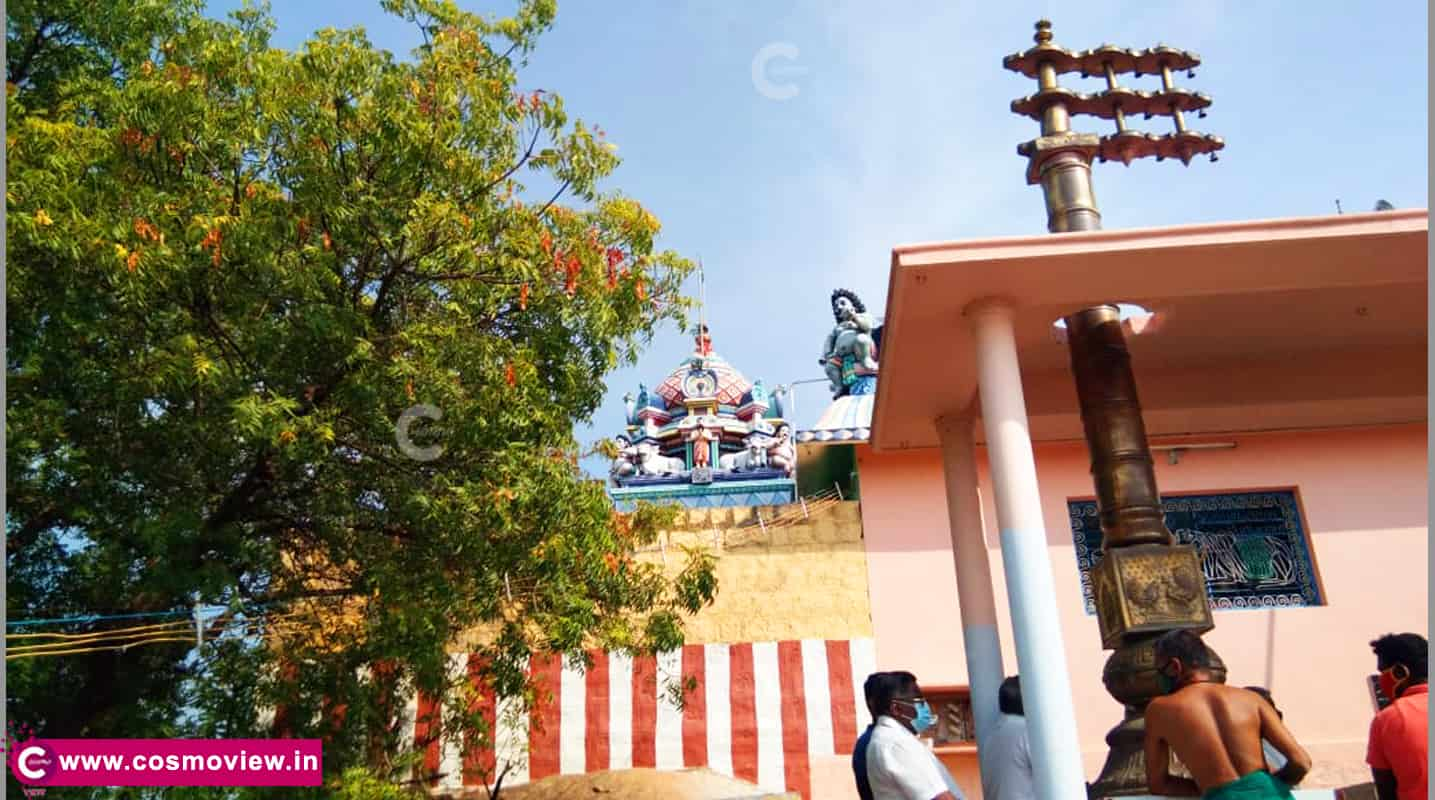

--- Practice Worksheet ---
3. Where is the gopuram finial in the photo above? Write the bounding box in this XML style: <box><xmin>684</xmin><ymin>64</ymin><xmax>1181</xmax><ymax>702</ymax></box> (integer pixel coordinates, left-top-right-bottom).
<box><xmin>1034</xmin><ymin>19</ymin><xmax>1053</xmax><ymax>45</ymax></box>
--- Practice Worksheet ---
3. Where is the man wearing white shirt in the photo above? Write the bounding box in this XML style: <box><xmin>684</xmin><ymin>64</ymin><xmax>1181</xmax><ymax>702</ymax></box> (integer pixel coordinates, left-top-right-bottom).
<box><xmin>864</xmin><ymin>671</ymin><xmax>965</xmax><ymax>800</ymax></box>
<box><xmin>982</xmin><ymin>676</ymin><xmax>1035</xmax><ymax>800</ymax></box>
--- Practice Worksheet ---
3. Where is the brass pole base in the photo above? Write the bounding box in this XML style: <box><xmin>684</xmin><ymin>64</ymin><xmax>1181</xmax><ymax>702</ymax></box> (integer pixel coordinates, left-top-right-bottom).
<box><xmin>1087</xmin><ymin>706</ymin><xmax>1204</xmax><ymax>799</ymax></box>
<box><xmin>1087</xmin><ymin>705</ymin><xmax>1150</xmax><ymax>799</ymax></box>
<box><xmin>1087</xmin><ymin>635</ymin><xmax>1228</xmax><ymax>798</ymax></box>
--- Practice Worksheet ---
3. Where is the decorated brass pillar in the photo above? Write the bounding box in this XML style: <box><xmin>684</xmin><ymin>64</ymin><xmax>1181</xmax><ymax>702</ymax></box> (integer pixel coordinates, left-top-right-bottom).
<box><xmin>1003</xmin><ymin>21</ymin><xmax>1224</xmax><ymax>798</ymax></box>
<box><xmin>1066</xmin><ymin>307</ymin><xmax>1216</xmax><ymax>798</ymax></box>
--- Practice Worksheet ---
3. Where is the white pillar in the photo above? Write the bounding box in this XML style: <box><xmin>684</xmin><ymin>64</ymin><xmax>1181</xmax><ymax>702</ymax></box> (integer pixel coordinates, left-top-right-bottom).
<box><xmin>967</xmin><ymin>298</ymin><xmax>1087</xmax><ymax>800</ymax></box>
<box><xmin>936</xmin><ymin>409</ymin><xmax>1006</xmax><ymax>781</ymax></box>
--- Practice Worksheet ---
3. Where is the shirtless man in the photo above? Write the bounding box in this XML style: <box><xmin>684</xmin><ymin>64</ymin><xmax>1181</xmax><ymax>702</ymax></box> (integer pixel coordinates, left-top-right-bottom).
<box><xmin>1145</xmin><ymin>630</ymin><xmax>1312</xmax><ymax>799</ymax></box>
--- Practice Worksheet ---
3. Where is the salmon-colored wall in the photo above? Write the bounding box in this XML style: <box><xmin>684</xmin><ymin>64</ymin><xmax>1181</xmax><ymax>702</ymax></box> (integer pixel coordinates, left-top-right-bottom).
<box><xmin>857</xmin><ymin>423</ymin><xmax>1428</xmax><ymax>789</ymax></box>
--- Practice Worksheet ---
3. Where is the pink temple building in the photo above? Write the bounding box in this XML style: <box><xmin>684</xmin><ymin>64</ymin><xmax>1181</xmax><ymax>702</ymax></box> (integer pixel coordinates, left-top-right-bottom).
<box><xmin>856</xmin><ymin>208</ymin><xmax>1428</xmax><ymax>797</ymax></box>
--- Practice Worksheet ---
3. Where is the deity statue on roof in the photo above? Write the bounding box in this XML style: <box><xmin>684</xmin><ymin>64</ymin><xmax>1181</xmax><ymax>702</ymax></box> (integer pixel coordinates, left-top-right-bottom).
<box><xmin>820</xmin><ymin>288</ymin><xmax>880</xmax><ymax>398</ymax></box>
<box><xmin>767</xmin><ymin>424</ymin><xmax>796</xmax><ymax>475</ymax></box>
<box><xmin>609</xmin><ymin>435</ymin><xmax>639</xmax><ymax>481</ymax></box>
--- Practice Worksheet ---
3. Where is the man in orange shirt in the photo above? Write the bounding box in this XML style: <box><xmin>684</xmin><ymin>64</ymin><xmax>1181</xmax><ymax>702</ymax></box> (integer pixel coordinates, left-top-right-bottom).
<box><xmin>1367</xmin><ymin>633</ymin><xmax>1428</xmax><ymax>800</ymax></box>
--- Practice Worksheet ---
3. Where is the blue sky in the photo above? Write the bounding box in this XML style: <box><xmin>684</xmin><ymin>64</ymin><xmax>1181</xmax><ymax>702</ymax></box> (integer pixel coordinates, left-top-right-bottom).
<box><xmin>208</xmin><ymin>0</ymin><xmax>1428</xmax><ymax>468</ymax></box>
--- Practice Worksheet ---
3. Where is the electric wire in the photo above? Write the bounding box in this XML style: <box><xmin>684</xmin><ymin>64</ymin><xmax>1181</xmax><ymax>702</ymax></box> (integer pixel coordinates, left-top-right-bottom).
<box><xmin>6</xmin><ymin>608</ymin><xmax>201</xmax><ymax>628</ymax></box>
<box><xmin>4</xmin><ymin>609</ymin><xmax>342</xmax><ymax>660</ymax></box>
<box><xmin>7</xmin><ymin>618</ymin><xmax>198</xmax><ymax>641</ymax></box>
<box><xmin>6</xmin><ymin>636</ymin><xmax>203</xmax><ymax>660</ymax></box>
<box><xmin>4</xmin><ymin>616</ymin><xmax>337</xmax><ymax>660</ymax></box>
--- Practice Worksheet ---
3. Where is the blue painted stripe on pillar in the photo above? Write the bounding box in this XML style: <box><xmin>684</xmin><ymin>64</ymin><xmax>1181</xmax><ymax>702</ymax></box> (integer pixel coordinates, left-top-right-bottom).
<box><xmin>961</xmin><ymin>624</ymin><xmax>1004</xmax><ymax>739</ymax></box>
<box><xmin>961</xmin><ymin>622</ymin><xmax>1004</xmax><ymax>782</ymax></box>
<box><xmin>997</xmin><ymin>527</ymin><xmax>1088</xmax><ymax>800</ymax></box>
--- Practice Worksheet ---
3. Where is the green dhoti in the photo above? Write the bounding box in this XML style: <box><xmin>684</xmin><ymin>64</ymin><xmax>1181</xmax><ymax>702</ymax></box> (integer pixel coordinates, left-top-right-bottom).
<box><xmin>1202</xmin><ymin>771</ymin><xmax>1295</xmax><ymax>800</ymax></box>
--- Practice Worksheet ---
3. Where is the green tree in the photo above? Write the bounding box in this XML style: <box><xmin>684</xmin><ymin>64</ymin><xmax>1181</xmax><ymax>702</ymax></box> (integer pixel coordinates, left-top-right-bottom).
<box><xmin>6</xmin><ymin>0</ymin><xmax>716</xmax><ymax>793</ymax></box>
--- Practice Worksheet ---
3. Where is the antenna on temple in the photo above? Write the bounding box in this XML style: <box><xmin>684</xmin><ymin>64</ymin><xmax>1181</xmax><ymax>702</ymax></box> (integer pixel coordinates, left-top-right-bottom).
<box><xmin>695</xmin><ymin>258</ymin><xmax>712</xmax><ymax>356</ymax></box>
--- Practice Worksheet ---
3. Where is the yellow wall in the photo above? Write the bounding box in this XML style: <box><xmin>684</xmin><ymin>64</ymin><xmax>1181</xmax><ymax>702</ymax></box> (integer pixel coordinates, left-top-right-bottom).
<box><xmin>635</xmin><ymin>500</ymin><xmax>874</xmax><ymax>644</ymax></box>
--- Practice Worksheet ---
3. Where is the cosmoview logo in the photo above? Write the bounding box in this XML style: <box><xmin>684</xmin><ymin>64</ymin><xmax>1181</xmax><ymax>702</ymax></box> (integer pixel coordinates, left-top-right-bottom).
<box><xmin>395</xmin><ymin>404</ymin><xmax>444</xmax><ymax>461</ymax></box>
<box><xmin>15</xmin><ymin>743</ymin><xmax>56</xmax><ymax>782</ymax></box>
<box><xmin>6</xmin><ymin>738</ymin><xmax>322</xmax><ymax>788</ymax></box>
<box><xmin>751</xmin><ymin>42</ymin><xmax>807</xmax><ymax>100</ymax></box>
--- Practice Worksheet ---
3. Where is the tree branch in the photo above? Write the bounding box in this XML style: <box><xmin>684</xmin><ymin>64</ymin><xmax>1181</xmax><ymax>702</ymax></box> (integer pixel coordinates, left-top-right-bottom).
<box><xmin>536</xmin><ymin>179</ymin><xmax>571</xmax><ymax>218</ymax></box>
<box><xmin>472</xmin><ymin>122</ymin><xmax>542</xmax><ymax>203</ymax></box>
<box><xmin>9</xmin><ymin>19</ymin><xmax>55</xmax><ymax>87</ymax></box>
<box><xmin>203</xmin><ymin>452</ymin><xmax>275</xmax><ymax>535</ymax></box>
<box><xmin>8</xmin><ymin>503</ymin><xmax>72</xmax><ymax>555</ymax></box>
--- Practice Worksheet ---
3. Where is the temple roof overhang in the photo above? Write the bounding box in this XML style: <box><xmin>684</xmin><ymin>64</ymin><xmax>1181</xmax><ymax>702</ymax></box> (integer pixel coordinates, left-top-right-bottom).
<box><xmin>873</xmin><ymin>209</ymin><xmax>1428</xmax><ymax>451</ymax></box>
<box><xmin>796</xmin><ymin>389</ymin><xmax>874</xmax><ymax>445</ymax></box>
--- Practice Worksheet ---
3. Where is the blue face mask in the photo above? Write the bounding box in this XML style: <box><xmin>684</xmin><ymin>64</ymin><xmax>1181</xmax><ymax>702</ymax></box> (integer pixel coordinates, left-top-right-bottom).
<box><xmin>912</xmin><ymin>700</ymin><xmax>936</xmax><ymax>734</ymax></box>
<box><xmin>898</xmin><ymin>699</ymin><xmax>936</xmax><ymax>734</ymax></box>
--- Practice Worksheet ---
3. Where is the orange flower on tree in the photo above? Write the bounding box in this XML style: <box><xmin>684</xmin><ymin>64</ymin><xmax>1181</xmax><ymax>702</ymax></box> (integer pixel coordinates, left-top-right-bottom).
<box><xmin>565</xmin><ymin>254</ymin><xmax>581</xmax><ymax>296</ymax></box>
<box><xmin>201</xmin><ymin>225</ymin><xmax>223</xmax><ymax>266</ymax></box>
<box><xmin>603</xmin><ymin>552</ymin><xmax>620</xmax><ymax>574</ymax></box>
<box><xmin>605</xmin><ymin>248</ymin><xmax>623</xmax><ymax>290</ymax></box>
<box><xmin>505</xmin><ymin>362</ymin><xmax>516</xmax><ymax>387</ymax></box>
<box><xmin>611</xmin><ymin>512</ymin><xmax>633</xmax><ymax>540</ymax></box>
<box><xmin>519</xmin><ymin>283</ymin><xmax>530</xmax><ymax>310</ymax></box>
<box><xmin>126</xmin><ymin>249</ymin><xmax>141</xmax><ymax>272</ymax></box>
<box><xmin>540</xmin><ymin>231</ymin><xmax>552</xmax><ymax>255</ymax></box>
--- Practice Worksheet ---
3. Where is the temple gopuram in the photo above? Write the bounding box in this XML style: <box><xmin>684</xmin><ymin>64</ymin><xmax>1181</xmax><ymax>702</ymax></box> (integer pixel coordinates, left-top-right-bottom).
<box><xmin>606</xmin><ymin>325</ymin><xmax>797</xmax><ymax>510</ymax></box>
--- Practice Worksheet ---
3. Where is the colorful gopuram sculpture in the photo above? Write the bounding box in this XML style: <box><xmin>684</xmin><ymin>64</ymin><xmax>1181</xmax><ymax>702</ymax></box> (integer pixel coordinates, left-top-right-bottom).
<box><xmin>607</xmin><ymin>326</ymin><xmax>797</xmax><ymax>511</ymax></box>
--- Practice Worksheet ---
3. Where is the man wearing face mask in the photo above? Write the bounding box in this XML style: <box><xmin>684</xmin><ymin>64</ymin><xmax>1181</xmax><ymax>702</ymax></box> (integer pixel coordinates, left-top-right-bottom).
<box><xmin>1144</xmin><ymin>630</ymin><xmax>1311</xmax><ymax>800</ymax></box>
<box><xmin>1366</xmin><ymin>633</ymin><xmax>1428</xmax><ymax>800</ymax></box>
<box><xmin>852</xmin><ymin>672</ymin><xmax>883</xmax><ymax>800</ymax></box>
<box><xmin>864</xmin><ymin>671</ymin><xmax>964</xmax><ymax>800</ymax></box>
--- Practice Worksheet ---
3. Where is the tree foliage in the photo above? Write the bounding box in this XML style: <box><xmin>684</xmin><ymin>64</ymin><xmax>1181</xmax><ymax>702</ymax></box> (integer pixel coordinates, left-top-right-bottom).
<box><xmin>7</xmin><ymin>0</ymin><xmax>715</xmax><ymax>791</ymax></box>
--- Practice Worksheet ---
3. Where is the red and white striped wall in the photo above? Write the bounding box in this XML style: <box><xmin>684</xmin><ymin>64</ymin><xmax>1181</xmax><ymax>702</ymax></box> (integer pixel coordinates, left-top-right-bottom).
<box><xmin>393</xmin><ymin>638</ymin><xmax>876</xmax><ymax>799</ymax></box>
